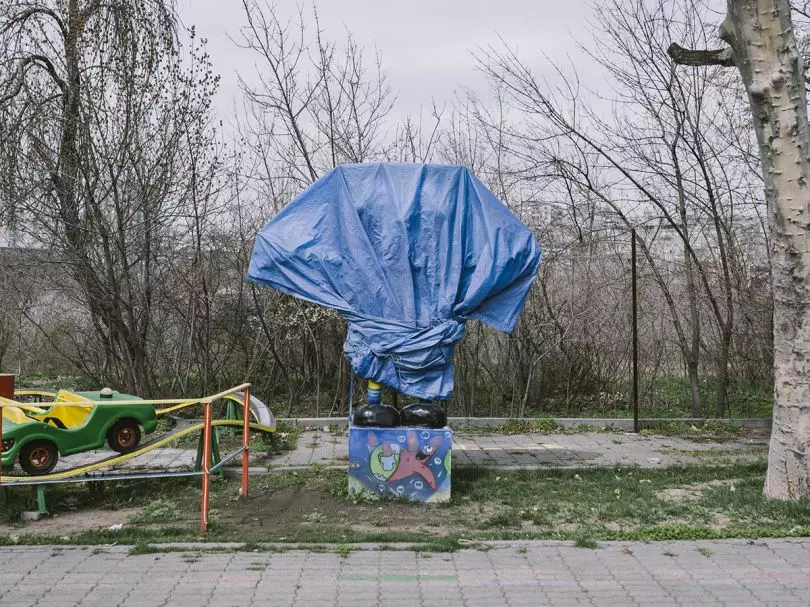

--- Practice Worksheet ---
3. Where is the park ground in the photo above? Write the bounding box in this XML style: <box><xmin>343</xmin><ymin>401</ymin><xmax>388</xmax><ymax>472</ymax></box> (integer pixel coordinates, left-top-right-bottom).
<box><xmin>2</xmin><ymin>425</ymin><xmax>810</xmax><ymax>606</ymax></box>
<box><xmin>0</xmin><ymin>425</ymin><xmax>802</xmax><ymax>547</ymax></box>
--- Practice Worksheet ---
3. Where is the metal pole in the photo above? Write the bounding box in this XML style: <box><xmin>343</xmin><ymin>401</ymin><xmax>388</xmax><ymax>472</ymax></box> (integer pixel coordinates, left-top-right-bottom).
<box><xmin>200</xmin><ymin>401</ymin><xmax>212</xmax><ymax>532</ymax></box>
<box><xmin>241</xmin><ymin>387</ymin><xmax>250</xmax><ymax>499</ymax></box>
<box><xmin>348</xmin><ymin>372</ymin><xmax>354</xmax><ymax>421</ymax></box>
<box><xmin>631</xmin><ymin>229</ymin><xmax>640</xmax><ymax>433</ymax></box>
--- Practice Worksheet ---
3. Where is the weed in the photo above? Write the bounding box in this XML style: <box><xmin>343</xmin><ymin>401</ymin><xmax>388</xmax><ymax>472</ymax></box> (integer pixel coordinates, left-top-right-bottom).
<box><xmin>483</xmin><ymin>510</ymin><xmax>522</xmax><ymax>529</ymax></box>
<box><xmin>128</xmin><ymin>542</ymin><xmax>154</xmax><ymax>556</ymax></box>
<box><xmin>303</xmin><ymin>510</ymin><xmax>326</xmax><ymax>524</ymax></box>
<box><xmin>574</xmin><ymin>537</ymin><xmax>599</xmax><ymax>549</ymax></box>
<box><xmin>128</xmin><ymin>499</ymin><xmax>178</xmax><ymax>524</ymax></box>
<box><xmin>266</xmin><ymin>421</ymin><xmax>302</xmax><ymax>453</ymax></box>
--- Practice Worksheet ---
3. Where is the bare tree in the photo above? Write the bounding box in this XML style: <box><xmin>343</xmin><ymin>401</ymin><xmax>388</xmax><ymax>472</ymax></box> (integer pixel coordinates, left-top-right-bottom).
<box><xmin>475</xmin><ymin>0</ymin><xmax>763</xmax><ymax>417</ymax></box>
<box><xmin>0</xmin><ymin>2</ymin><xmax>222</xmax><ymax>394</ymax></box>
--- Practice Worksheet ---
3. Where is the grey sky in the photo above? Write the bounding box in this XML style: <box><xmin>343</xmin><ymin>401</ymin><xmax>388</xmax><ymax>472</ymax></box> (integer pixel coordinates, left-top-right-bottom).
<box><xmin>177</xmin><ymin>0</ymin><xmax>598</xmax><ymax>127</ymax></box>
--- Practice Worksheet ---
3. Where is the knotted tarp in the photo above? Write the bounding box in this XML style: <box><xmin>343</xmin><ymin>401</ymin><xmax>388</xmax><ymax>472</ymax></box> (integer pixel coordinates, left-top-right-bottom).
<box><xmin>247</xmin><ymin>163</ymin><xmax>541</xmax><ymax>400</ymax></box>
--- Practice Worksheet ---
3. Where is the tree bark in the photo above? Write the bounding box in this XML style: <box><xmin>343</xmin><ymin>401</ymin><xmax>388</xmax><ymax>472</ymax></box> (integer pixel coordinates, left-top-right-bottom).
<box><xmin>725</xmin><ymin>0</ymin><xmax>810</xmax><ymax>499</ymax></box>
<box><xmin>672</xmin><ymin>0</ymin><xmax>810</xmax><ymax>499</ymax></box>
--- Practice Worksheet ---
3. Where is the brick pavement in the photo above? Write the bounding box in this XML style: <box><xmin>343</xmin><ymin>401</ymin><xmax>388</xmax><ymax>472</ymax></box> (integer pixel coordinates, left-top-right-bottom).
<box><xmin>267</xmin><ymin>429</ymin><xmax>768</xmax><ymax>470</ymax></box>
<box><xmin>28</xmin><ymin>428</ymin><xmax>768</xmax><ymax>477</ymax></box>
<box><xmin>1</xmin><ymin>539</ymin><xmax>808</xmax><ymax>606</ymax></box>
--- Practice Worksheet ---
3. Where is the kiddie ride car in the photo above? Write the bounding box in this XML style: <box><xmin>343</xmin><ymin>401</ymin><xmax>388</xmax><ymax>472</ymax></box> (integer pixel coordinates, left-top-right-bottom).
<box><xmin>1</xmin><ymin>388</ymin><xmax>157</xmax><ymax>475</ymax></box>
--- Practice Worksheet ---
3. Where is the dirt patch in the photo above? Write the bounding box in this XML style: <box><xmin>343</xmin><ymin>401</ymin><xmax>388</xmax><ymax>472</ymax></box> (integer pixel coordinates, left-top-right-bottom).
<box><xmin>656</xmin><ymin>479</ymin><xmax>739</xmax><ymax>503</ymax></box>
<box><xmin>215</xmin><ymin>485</ymin><xmax>464</xmax><ymax>538</ymax></box>
<box><xmin>0</xmin><ymin>507</ymin><xmax>141</xmax><ymax>537</ymax></box>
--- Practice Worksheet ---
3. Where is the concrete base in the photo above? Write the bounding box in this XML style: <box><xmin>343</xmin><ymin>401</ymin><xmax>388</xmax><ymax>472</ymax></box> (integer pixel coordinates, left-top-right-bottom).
<box><xmin>21</xmin><ymin>511</ymin><xmax>46</xmax><ymax>522</ymax></box>
<box><xmin>348</xmin><ymin>425</ymin><xmax>452</xmax><ymax>502</ymax></box>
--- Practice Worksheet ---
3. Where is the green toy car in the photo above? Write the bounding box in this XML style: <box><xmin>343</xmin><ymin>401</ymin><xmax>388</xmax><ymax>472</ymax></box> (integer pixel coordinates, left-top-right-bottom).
<box><xmin>1</xmin><ymin>389</ymin><xmax>158</xmax><ymax>475</ymax></box>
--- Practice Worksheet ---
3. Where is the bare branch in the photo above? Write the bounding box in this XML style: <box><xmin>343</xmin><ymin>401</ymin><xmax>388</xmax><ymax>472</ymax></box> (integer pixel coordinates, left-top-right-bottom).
<box><xmin>668</xmin><ymin>43</ymin><xmax>736</xmax><ymax>67</ymax></box>
<box><xmin>0</xmin><ymin>53</ymin><xmax>66</xmax><ymax>104</ymax></box>
<box><xmin>1</xmin><ymin>6</ymin><xmax>68</xmax><ymax>40</ymax></box>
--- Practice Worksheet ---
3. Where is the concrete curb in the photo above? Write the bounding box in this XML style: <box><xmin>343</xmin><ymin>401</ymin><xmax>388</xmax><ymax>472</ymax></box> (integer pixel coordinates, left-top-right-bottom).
<box><xmin>279</xmin><ymin>416</ymin><xmax>772</xmax><ymax>430</ymax></box>
<box><xmin>31</xmin><ymin>537</ymin><xmax>797</xmax><ymax>554</ymax></box>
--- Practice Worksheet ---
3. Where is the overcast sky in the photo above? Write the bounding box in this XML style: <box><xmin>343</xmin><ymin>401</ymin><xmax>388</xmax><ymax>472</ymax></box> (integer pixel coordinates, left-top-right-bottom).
<box><xmin>176</xmin><ymin>0</ymin><xmax>600</xmax><ymax>128</ymax></box>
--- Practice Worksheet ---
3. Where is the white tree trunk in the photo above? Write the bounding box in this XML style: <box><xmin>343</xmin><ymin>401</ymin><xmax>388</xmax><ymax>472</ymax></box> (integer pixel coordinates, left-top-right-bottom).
<box><xmin>719</xmin><ymin>0</ymin><xmax>810</xmax><ymax>499</ymax></box>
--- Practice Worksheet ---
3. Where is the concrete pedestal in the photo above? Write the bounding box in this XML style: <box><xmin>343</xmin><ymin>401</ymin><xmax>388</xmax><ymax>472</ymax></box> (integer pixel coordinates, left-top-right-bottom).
<box><xmin>348</xmin><ymin>424</ymin><xmax>452</xmax><ymax>502</ymax></box>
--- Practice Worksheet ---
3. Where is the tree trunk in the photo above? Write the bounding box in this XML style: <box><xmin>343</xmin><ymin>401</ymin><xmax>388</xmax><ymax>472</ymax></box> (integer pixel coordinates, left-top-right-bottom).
<box><xmin>720</xmin><ymin>0</ymin><xmax>810</xmax><ymax>499</ymax></box>
<box><xmin>676</xmin><ymin>155</ymin><xmax>702</xmax><ymax>418</ymax></box>
<box><xmin>715</xmin><ymin>331</ymin><xmax>731</xmax><ymax>417</ymax></box>
<box><xmin>687</xmin><ymin>361</ymin><xmax>701</xmax><ymax>418</ymax></box>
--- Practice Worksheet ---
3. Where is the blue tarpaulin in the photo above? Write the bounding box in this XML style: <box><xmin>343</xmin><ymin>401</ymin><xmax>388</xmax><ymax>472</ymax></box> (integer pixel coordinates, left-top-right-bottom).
<box><xmin>247</xmin><ymin>163</ymin><xmax>541</xmax><ymax>400</ymax></box>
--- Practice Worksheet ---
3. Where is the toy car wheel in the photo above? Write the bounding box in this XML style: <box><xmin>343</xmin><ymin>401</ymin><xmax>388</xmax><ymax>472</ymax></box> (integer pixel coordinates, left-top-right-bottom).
<box><xmin>19</xmin><ymin>440</ymin><xmax>58</xmax><ymax>476</ymax></box>
<box><xmin>107</xmin><ymin>420</ymin><xmax>142</xmax><ymax>453</ymax></box>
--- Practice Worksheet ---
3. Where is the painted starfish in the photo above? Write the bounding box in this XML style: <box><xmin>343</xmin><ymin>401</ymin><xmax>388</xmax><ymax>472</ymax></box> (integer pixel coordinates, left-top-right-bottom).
<box><xmin>387</xmin><ymin>431</ymin><xmax>443</xmax><ymax>489</ymax></box>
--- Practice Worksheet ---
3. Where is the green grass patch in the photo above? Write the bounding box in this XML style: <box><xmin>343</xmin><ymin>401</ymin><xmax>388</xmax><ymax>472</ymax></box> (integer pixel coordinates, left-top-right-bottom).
<box><xmin>3</xmin><ymin>462</ymin><xmax>810</xmax><ymax>548</ymax></box>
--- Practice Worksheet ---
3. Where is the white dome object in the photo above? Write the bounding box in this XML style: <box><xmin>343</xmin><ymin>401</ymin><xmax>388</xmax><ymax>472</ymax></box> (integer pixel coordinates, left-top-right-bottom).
<box><xmin>100</xmin><ymin>387</ymin><xmax>114</xmax><ymax>398</ymax></box>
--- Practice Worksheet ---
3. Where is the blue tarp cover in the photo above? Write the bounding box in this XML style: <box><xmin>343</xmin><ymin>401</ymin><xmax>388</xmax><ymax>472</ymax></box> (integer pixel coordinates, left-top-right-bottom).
<box><xmin>248</xmin><ymin>163</ymin><xmax>541</xmax><ymax>400</ymax></box>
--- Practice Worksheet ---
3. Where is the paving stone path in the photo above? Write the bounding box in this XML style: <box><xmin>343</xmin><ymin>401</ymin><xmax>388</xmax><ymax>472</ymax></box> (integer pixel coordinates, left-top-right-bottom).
<box><xmin>39</xmin><ymin>429</ymin><xmax>768</xmax><ymax>477</ymax></box>
<box><xmin>1</xmin><ymin>539</ymin><xmax>808</xmax><ymax>606</ymax></box>
<box><xmin>259</xmin><ymin>429</ymin><xmax>768</xmax><ymax>470</ymax></box>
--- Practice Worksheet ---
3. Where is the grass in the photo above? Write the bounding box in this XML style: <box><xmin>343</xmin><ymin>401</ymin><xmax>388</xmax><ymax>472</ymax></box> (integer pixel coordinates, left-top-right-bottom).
<box><xmin>455</xmin><ymin>417</ymin><xmax>758</xmax><ymax>437</ymax></box>
<box><xmin>2</xmin><ymin>461</ymin><xmax>809</xmax><ymax>549</ymax></box>
<box><xmin>574</xmin><ymin>537</ymin><xmax>599</xmax><ymax>549</ymax></box>
<box><xmin>643</xmin><ymin>376</ymin><xmax>772</xmax><ymax>419</ymax></box>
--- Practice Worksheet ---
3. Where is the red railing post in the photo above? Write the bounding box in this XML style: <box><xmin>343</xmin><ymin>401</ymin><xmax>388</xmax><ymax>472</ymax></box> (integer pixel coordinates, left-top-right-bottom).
<box><xmin>241</xmin><ymin>387</ymin><xmax>250</xmax><ymax>499</ymax></box>
<box><xmin>200</xmin><ymin>400</ymin><xmax>213</xmax><ymax>532</ymax></box>
<box><xmin>0</xmin><ymin>374</ymin><xmax>15</xmax><ymax>486</ymax></box>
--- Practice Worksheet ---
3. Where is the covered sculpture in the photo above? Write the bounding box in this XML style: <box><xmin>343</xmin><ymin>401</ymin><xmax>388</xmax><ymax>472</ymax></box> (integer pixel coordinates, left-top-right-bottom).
<box><xmin>248</xmin><ymin>163</ymin><xmax>541</xmax><ymax>400</ymax></box>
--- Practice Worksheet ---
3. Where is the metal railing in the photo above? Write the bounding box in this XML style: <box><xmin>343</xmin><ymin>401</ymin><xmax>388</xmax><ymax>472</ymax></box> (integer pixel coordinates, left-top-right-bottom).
<box><xmin>0</xmin><ymin>383</ymin><xmax>253</xmax><ymax>532</ymax></box>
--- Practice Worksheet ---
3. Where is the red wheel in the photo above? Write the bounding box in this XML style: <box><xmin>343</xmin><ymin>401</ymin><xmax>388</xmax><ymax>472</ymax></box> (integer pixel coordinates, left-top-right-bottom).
<box><xmin>19</xmin><ymin>440</ymin><xmax>58</xmax><ymax>475</ymax></box>
<box><xmin>107</xmin><ymin>420</ymin><xmax>142</xmax><ymax>453</ymax></box>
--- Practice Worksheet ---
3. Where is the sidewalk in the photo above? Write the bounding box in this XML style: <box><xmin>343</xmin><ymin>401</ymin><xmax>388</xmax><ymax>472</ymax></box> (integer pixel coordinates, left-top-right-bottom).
<box><xmin>47</xmin><ymin>429</ymin><xmax>769</xmax><ymax>475</ymax></box>
<box><xmin>1</xmin><ymin>539</ymin><xmax>808</xmax><ymax>606</ymax></box>
<box><xmin>267</xmin><ymin>429</ymin><xmax>768</xmax><ymax>470</ymax></box>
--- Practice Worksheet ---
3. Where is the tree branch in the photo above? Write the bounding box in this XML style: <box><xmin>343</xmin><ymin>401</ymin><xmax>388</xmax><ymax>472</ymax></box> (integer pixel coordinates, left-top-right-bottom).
<box><xmin>1</xmin><ymin>7</ymin><xmax>68</xmax><ymax>41</ymax></box>
<box><xmin>0</xmin><ymin>54</ymin><xmax>67</xmax><ymax>105</ymax></box>
<box><xmin>667</xmin><ymin>43</ymin><xmax>736</xmax><ymax>67</ymax></box>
